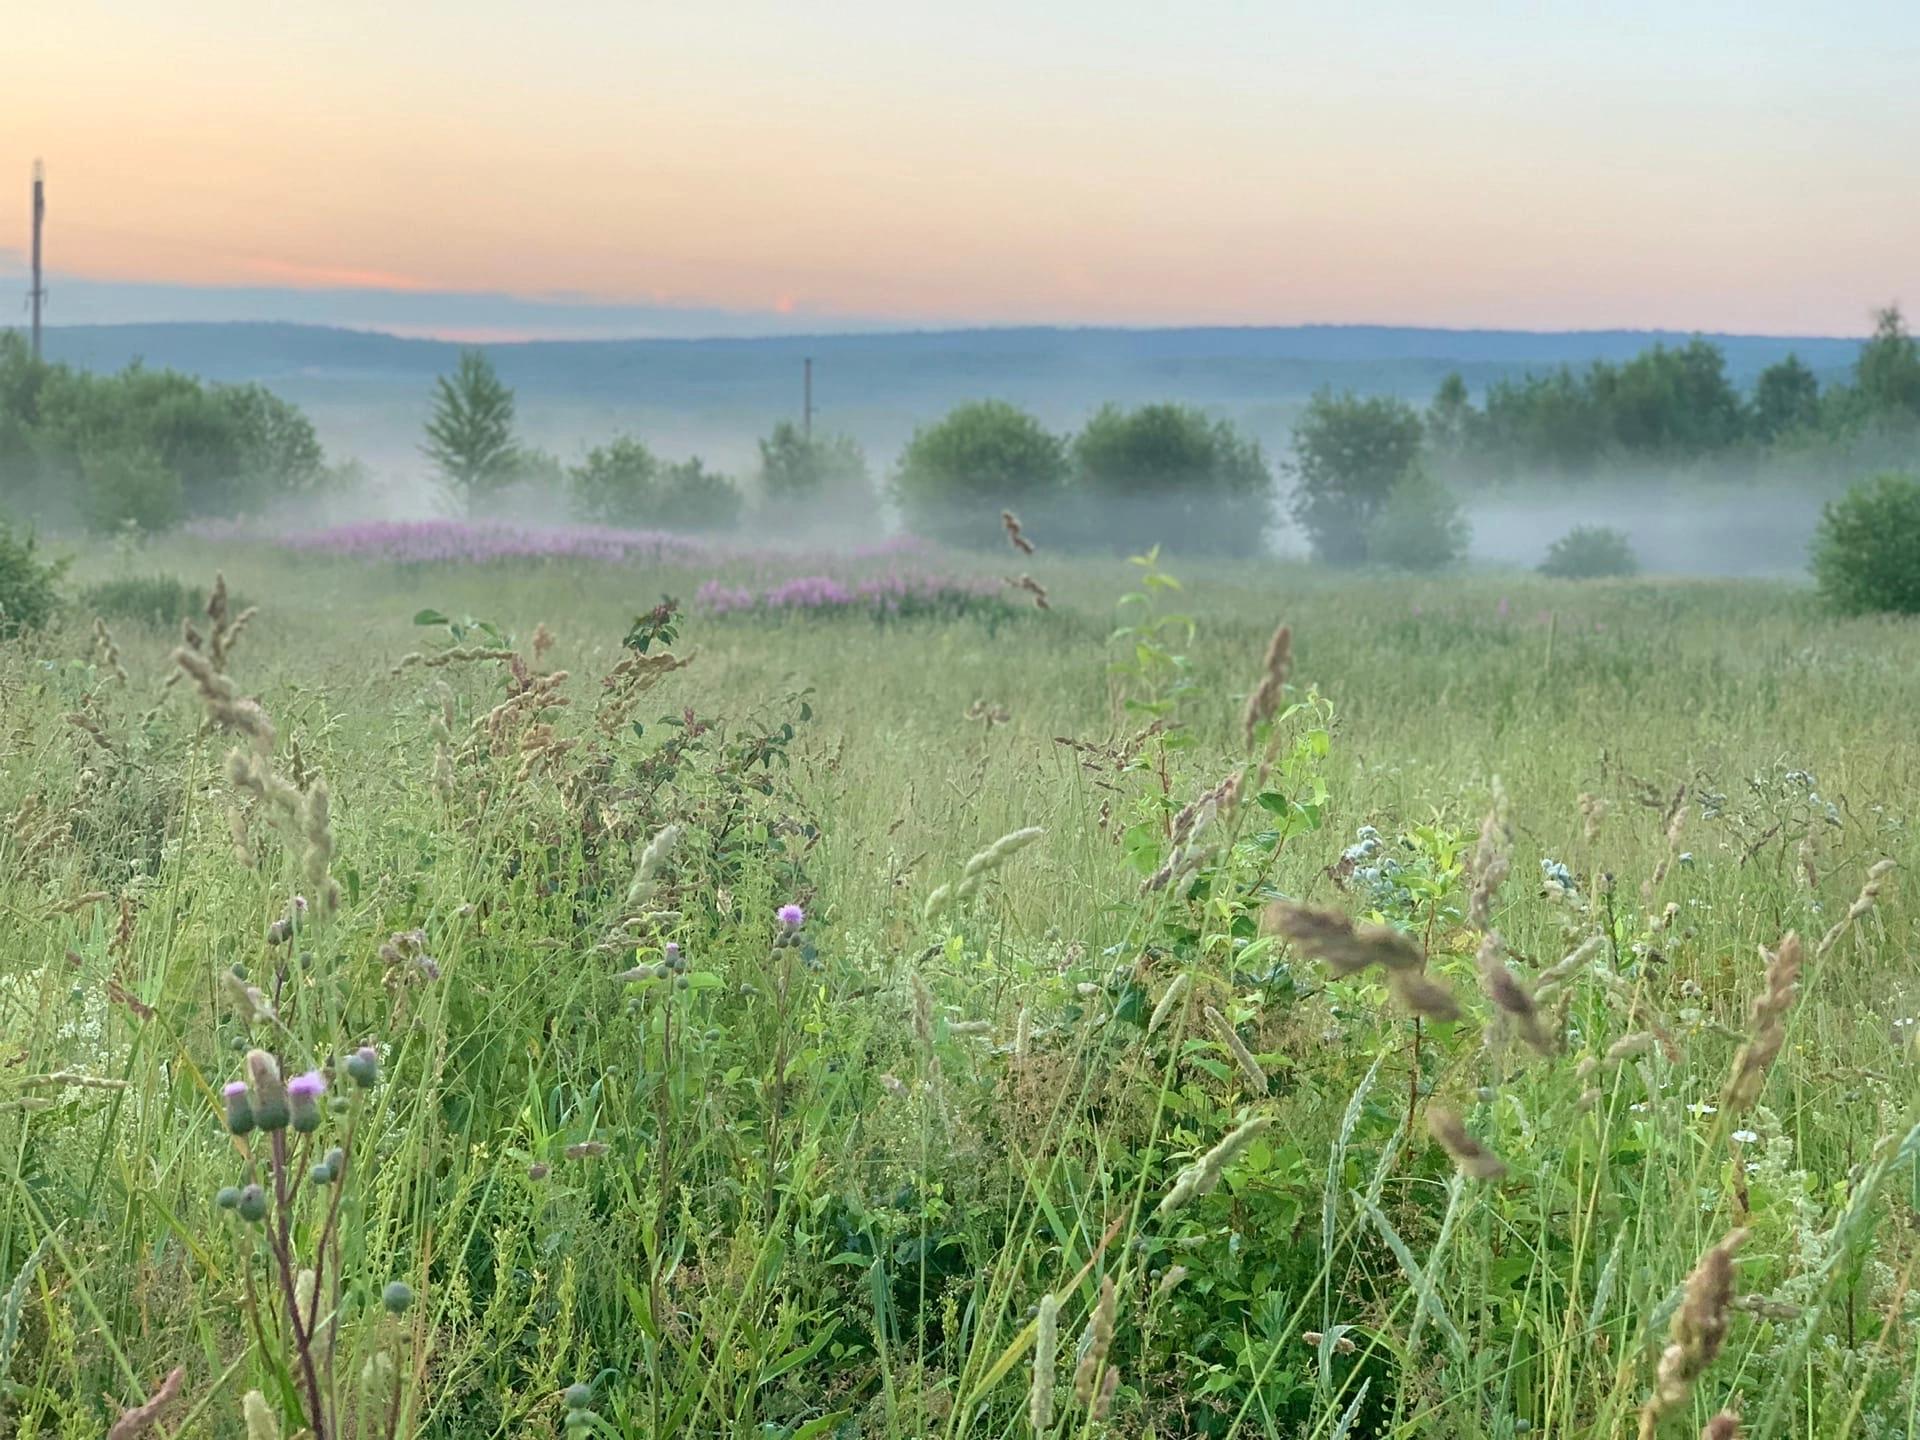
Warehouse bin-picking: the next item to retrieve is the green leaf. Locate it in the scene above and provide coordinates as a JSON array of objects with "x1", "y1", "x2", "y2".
[{"x1": 412, "y1": 608, "x2": 449, "y2": 627}]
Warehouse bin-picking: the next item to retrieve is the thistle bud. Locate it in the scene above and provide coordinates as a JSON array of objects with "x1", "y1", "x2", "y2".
[
  {"x1": 223, "y1": 1080, "x2": 256, "y2": 1136},
  {"x1": 287, "y1": 1070, "x2": 327, "y2": 1133},
  {"x1": 563, "y1": 1384, "x2": 592, "y2": 1411},
  {"x1": 237, "y1": 1183, "x2": 268, "y2": 1223},
  {"x1": 246, "y1": 1050, "x2": 290, "y2": 1131},
  {"x1": 382, "y1": 1280, "x2": 414, "y2": 1314},
  {"x1": 310, "y1": 1161, "x2": 335, "y2": 1186},
  {"x1": 345, "y1": 1045, "x2": 380, "y2": 1088},
  {"x1": 215, "y1": 1185, "x2": 242, "y2": 1210}
]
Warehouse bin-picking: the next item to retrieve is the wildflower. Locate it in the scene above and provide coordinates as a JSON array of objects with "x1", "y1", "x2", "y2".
[
  {"x1": 245, "y1": 1050, "x2": 290, "y2": 1131},
  {"x1": 777, "y1": 903, "x2": 805, "y2": 930},
  {"x1": 223, "y1": 1080, "x2": 255, "y2": 1135},
  {"x1": 345, "y1": 1045, "x2": 380, "y2": 1087},
  {"x1": 287, "y1": 1070, "x2": 327, "y2": 1133},
  {"x1": 1731, "y1": 1128, "x2": 1758, "y2": 1144}
]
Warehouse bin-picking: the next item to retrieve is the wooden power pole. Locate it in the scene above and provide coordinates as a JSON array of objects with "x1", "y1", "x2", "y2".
[{"x1": 29, "y1": 160, "x2": 46, "y2": 361}]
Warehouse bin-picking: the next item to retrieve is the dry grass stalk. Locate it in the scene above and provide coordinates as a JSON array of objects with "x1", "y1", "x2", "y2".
[
  {"x1": 1477, "y1": 933, "x2": 1555, "y2": 1055},
  {"x1": 1700, "y1": 1411, "x2": 1741, "y2": 1439},
  {"x1": 1029, "y1": 1293, "x2": 1059, "y2": 1430},
  {"x1": 204, "y1": 573, "x2": 257, "y2": 674},
  {"x1": 1001, "y1": 509, "x2": 1036, "y2": 555},
  {"x1": 1427, "y1": 1106, "x2": 1508, "y2": 1180},
  {"x1": 1723, "y1": 932, "x2": 1802, "y2": 1114},
  {"x1": 1639, "y1": 1229, "x2": 1746, "y2": 1439},
  {"x1": 1814, "y1": 858, "x2": 1895, "y2": 957},
  {"x1": 301, "y1": 777, "x2": 339, "y2": 912},
  {"x1": 1205, "y1": 1005, "x2": 1269, "y2": 1093},
  {"x1": 1643, "y1": 787, "x2": 1689, "y2": 899},
  {"x1": 1072, "y1": 1276, "x2": 1117, "y2": 1406},
  {"x1": 1579, "y1": 791, "x2": 1609, "y2": 843},
  {"x1": 1007, "y1": 573, "x2": 1050, "y2": 610},
  {"x1": 1145, "y1": 774, "x2": 1238, "y2": 893},
  {"x1": 531, "y1": 621, "x2": 556, "y2": 668},
  {"x1": 1240, "y1": 622, "x2": 1292, "y2": 745},
  {"x1": 1156, "y1": 1114, "x2": 1272, "y2": 1214},
  {"x1": 105, "y1": 1365, "x2": 184, "y2": 1440},
  {"x1": 1267, "y1": 903, "x2": 1424, "y2": 976},
  {"x1": 1468, "y1": 783, "x2": 1511, "y2": 930},
  {"x1": 175, "y1": 647, "x2": 275, "y2": 752},
  {"x1": 1534, "y1": 934, "x2": 1607, "y2": 1000},
  {"x1": 392, "y1": 644, "x2": 518, "y2": 675},
  {"x1": 1386, "y1": 968, "x2": 1463, "y2": 1023},
  {"x1": 91, "y1": 617, "x2": 128, "y2": 685},
  {"x1": 596, "y1": 649, "x2": 693, "y2": 733}
]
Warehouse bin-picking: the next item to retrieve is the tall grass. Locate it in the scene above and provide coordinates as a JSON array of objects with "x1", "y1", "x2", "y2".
[{"x1": 0, "y1": 534, "x2": 1915, "y2": 1438}]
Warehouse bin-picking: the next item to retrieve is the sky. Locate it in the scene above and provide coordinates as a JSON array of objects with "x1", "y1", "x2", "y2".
[{"x1": 3, "y1": 0, "x2": 1917, "y2": 340}]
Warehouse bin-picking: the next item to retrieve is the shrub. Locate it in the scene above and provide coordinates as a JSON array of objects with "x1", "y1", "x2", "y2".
[
  {"x1": 1288, "y1": 392, "x2": 1425, "y2": 565},
  {"x1": 1538, "y1": 524, "x2": 1639, "y2": 579},
  {"x1": 1810, "y1": 471, "x2": 1920, "y2": 614},
  {"x1": 78, "y1": 444, "x2": 186, "y2": 535},
  {"x1": 1071, "y1": 403, "x2": 1274, "y2": 555},
  {"x1": 654, "y1": 458, "x2": 743, "y2": 532},
  {"x1": 81, "y1": 574, "x2": 245, "y2": 627},
  {"x1": 0, "y1": 518, "x2": 65, "y2": 638},
  {"x1": 1364, "y1": 471, "x2": 1470, "y2": 571},
  {"x1": 569, "y1": 437, "x2": 661, "y2": 525},
  {"x1": 892, "y1": 401, "x2": 1069, "y2": 547},
  {"x1": 758, "y1": 423, "x2": 872, "y2": 518}
]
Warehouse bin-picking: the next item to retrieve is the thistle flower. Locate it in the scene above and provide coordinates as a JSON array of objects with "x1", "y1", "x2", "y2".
[
  {"x1": 777, "y1": 903, "x2": 806, "y2": 930},
  {"x1": 223, "y1": 1079, "x2": 255, "y2": 1135},
  {"x1": 245, "y1": 1050, "x2": 290, "y2": 1131},
  {"x1": 287, "y1": 1070, "x2": 327, "y2": 1133},
  {"x1": 1205, "y1": 1005, "x2": 1269, "y2": 1093},
  {"x1": 1723, "y1": 933, "x2": 1802, "y2": 1115},
  {"x1": 1427, "y1": 1106, "x2": 1508, "y2": 1181},
  {"x1": 1029, "y1": 1293, "x2": 1059, "y2": 1430},
  {"x1": 345, "y1": 1045, "x2": 380, "y2": 1087},
  {"x1": 1157, "y1": 1114, "x2": 1272, "y2": 1214},
  {"x1": 1639, "y1": 1229, "x2": 1745, "y2": 1438}
]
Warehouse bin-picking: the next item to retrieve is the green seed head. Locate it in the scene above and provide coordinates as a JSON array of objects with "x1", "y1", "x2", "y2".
[{"x1": 382, "y1": 1280, "x2": 414, "y2": 1314}]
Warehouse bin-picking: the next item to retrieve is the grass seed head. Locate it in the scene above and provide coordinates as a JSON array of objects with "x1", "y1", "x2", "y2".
[
  {"x1": 1240, "y1": 622, "x2": 1293, "y2": 746},
  {"x1": 1724, "y1": 932, "x2": 1802, "y2": 1114},
  {"x1": 1268, "y1": 903, "x2": 1424, "y2": 976},
  {"x1": 1427, "y1": 1106, "x2": 1508, "y2": 1180},
  {"x1": 1641, "y1": 1229, "x2": 1746, "y2": 1437}
]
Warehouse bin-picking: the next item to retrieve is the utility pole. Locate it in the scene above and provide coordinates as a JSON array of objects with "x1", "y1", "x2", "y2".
[
  {"x1": 29, "y1": 160, "x2": 47, "y2": 361},
  {"x1": 802, "y1": 356, "x2": 813, "y2": 440}
]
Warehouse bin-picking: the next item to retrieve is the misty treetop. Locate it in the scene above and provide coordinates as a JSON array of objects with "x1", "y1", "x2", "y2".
[{"x1": 0, "y1": 330, "x2": 335, "y2": 534}]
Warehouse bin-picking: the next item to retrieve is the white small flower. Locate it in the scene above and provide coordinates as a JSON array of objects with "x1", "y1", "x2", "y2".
[
  {"x1": 1687, "y1": 1102, "x2": 1719, "y2": 1116},
  {"x1": 1732, "y1": 1128, "x2": 1759, "y2": 1144},
  {"x1": 1629, "y1": 1102, "x2": 1650, "y2": 1114}
]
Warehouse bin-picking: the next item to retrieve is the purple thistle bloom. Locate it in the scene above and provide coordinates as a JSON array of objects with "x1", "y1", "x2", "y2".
[
  {"x1": 223, "y1": 1080, "x2": 250, "y2": 1098},
  {"x1": 287, "y1": 1069, "x2": 328, "y2": 1133},
  {"x1": 777, "y1": 904, "x2": 806, "y2": 930},
  {"x1": 223, "y1": 1080, "x2": 255, "y2": 1136}
]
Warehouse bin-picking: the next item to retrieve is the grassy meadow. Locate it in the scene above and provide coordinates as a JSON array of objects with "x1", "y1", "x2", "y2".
[{"x1": 2, "y1": 531, "x2": 1917, "y2": 1439}]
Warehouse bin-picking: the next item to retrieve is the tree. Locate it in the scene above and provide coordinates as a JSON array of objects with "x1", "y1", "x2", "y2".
[
  {"x1": 423, "y1": 350, "x2": 520, "y2": 513},
  {"x1": 1364, "y1": 471, "x2": 1470, "y2": 571},
  {"x1": 569, "y1": 436, "x2": 660, "y2": 526},
  {"x1": 218, "y1": 383, "x2": 329, "y2": 502},
  {"x1": 1852, "y1": 306, "x2": 1920, "y2": 421},
  {"x1": 1287, "y1": 392, "x2": 1425, "y2": 565},
  {"x1": 1426, "y1": 372, "x2": 1474, "y2": 455},
  {"x1": 892, "y1": 401, "x2": 1069, "y2": 547},
  {"x1": 758, "y1": 422, "x2": 871, "y2": 518},
  {"x1": 1810, "y1": 471, "x2": 1920, "y2": 615},
  {"x1": 1750, "y1": 355, "x2": 1822, "y2": 443},
  {"x1": 1071, "y1": 403, "x2": 1273, "y2": 555},
  {"x1": 654, "y1": 458, "x2": 743, "y2": 532}
]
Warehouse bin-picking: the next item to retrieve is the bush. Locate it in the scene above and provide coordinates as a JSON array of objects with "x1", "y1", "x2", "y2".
[
  {"x1": 892, "y1": 401, "x2": 1069, "y2": 547},
  {"x1": 0, "y1": 518, "x2": 65, "y2": 638},
  {"x1": 1288, "y1": 392, "x2": 1425, "y2": 565},
  {"x1": 1071, "y1": 403, "x2": 1273, "y2": 555},
  {"x1": 1811, "y1": 472, "x2": 1920, "y2": 614},
  {"x1": 78, "y1": 445, "x2": 186, "y2": 534},
  {"x1": 1364, "y1": 471, "x2": 1470, "y2": 571},
  {"x1": 80, "y1": 574, "x2": 245, "y2": 627},
  {"x1": 758, "y1": 423, "x2": 872, "y2": 519},
  {"x1": 569, "y1": 437, "x2": 660, "y2": 525},
  {"x1": 654, "y1": 458, "x2": 743, "y2": 532},
  {"x1": 1538, "y1": 524, "x2": 1639, "y2": 579}
]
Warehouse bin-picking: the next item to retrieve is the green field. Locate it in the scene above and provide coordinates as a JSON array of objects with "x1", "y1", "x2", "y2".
[{"x1": 3, "y1": 536, "x2": 1916, "y2": 1439}]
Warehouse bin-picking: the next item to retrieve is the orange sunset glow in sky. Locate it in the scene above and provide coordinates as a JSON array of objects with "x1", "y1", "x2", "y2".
[{"x1": 5, "y1": 0, "x2": 1917, "y2": 336}]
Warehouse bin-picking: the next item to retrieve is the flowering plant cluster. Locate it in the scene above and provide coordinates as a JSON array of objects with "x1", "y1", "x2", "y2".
[
  {"x1": 694, "y1": 571, "x2": 1009, "y2": 622},
  {"x1": 280, "y1": 520, "x2": 707, "y2": 565}
]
